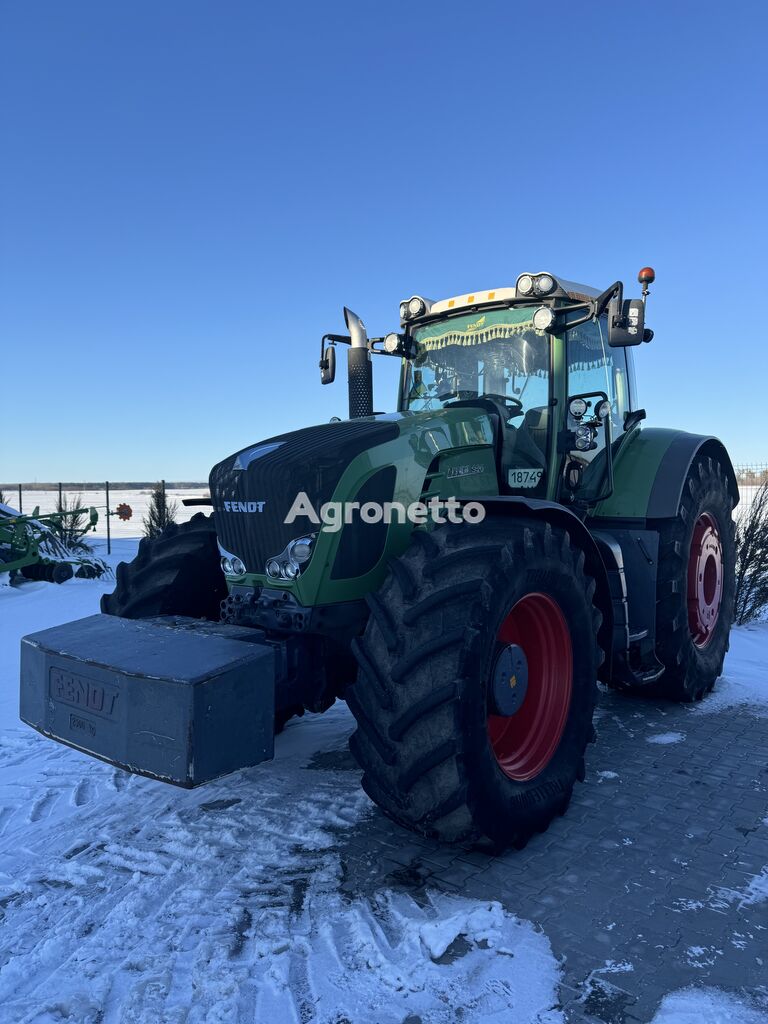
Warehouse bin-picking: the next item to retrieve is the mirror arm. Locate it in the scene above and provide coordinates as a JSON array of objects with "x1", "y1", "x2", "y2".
[
  {"x1": 320, "y1": 333, "x2": 351, "y2": 357},
  {"x1": 368, "y1": 337, "x2": 416, "y2": 359},
  {"x1": 554, "y1": 282, "x2": 624, "y2": 335},
  {"x1": 555, "y1": 301, "x2": 594, "y2": 333},
  {"x1": 319, "y1": 333, "x2": 350, "y2": 369},
  {"x1": 594, "y1": 281, "x2": 623, "y2": 320}
]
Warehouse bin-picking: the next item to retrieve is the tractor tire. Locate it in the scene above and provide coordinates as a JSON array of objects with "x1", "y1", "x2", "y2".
[
  {"x1": 101, "y1": 513, "x2": 227, "y2": 620},
  {"x1": 652, "y1": 454, "x2": 736, "y2": 702},
  {"x1": 347, "y1": 516, "x2": 602, "y2": 849}
]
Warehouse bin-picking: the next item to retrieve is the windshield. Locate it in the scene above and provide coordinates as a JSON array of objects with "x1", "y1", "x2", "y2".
[
  {"x1": 402, "y1": 307, "x2": 552, "y2": 492},
  {"x1": 403, "y1": 307, "x2": 550, "y2": 416}
]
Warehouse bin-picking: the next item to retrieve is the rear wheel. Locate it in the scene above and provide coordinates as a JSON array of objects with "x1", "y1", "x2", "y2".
[
  {"x1": 347, "y1": 516, "x2": 602, "y2": 848},
  {"x1": 653, "y1": 455, "x2": 736, "y2": 701}
]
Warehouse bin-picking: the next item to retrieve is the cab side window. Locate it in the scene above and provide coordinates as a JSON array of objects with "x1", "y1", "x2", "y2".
[{"x1": 567, "y1": 315, "x2": 630, "y2": 447}]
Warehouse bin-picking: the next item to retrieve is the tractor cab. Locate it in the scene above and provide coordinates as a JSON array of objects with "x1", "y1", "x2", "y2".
[
  {"x1": 402, "y1": 276, "x2": 644, "y2": 506},
  {"x1": 322, "y1": 269, "x2": 655, "y2": 509}
]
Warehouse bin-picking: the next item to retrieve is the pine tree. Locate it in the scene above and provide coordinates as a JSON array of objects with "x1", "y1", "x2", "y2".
[
  {"x1": 52, "y1": 492, "x2": 91, "y2": 549},
  {"x1": 735, "y1": 482, "x2": 768, "y2": 624},
  {"x1": 143, "y1": 482, "x2": 178, "y2": 539}
]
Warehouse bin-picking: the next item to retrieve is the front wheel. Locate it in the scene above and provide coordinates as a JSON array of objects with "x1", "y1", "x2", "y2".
[{"x1": 347, "y1": 516, "x2": 603, "y2": 848}]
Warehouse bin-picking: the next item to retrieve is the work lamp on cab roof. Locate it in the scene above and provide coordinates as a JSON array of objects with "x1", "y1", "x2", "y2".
[
  {"x1": 532, "y1": 306, "x2": 556, "y2": 332},
  {"x1": 534, "y1": 273, "x2": 556, "y2": 295}
]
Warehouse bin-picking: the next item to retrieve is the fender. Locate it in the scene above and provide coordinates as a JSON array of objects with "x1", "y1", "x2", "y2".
[
  {"x1": 473, "y1": 495, "x2": 614, "y2": 682},
  {"x1": 590, "y1": 428, "x2": 739, "y2": 522}
]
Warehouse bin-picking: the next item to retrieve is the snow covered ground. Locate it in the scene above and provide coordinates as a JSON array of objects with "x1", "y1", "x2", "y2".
[
  {"x1": 0, "y1": 542, "x2": 566, "y2": 1023},
  {"x1": 0, "y1": 546, "x2": 766, "y2": 1022}
]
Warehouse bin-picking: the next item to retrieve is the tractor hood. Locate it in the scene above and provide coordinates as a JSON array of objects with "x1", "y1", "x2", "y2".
[
  {"x1": 209, "y1": 419, "x2": 400, "y2": 579},
  {"x1": 210, "y1": 407, "x2": 497, "y2": 603}
]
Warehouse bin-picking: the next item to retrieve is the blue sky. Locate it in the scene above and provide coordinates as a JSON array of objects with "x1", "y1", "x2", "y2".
[{"x1": 1, "y1": 0, "x2": 766, "y2": 481}]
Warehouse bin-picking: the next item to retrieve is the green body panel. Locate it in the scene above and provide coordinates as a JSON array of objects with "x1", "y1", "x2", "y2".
[
  {"x1": 236, "y1": 408, "x2": 498, "y2": 605},
  {"x1": 590, "y1": 426, "x2": 695, "y2": 520}
]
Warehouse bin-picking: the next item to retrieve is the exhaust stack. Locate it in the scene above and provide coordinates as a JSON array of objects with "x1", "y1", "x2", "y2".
[{"x1": 344, "y1": 307, "x2": 373, "y2": 419}]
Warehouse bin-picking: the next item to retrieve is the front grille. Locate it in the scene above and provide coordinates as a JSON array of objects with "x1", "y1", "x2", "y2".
[{"x1": 209, "y1": 419, "x2": 398, "y2": 574}]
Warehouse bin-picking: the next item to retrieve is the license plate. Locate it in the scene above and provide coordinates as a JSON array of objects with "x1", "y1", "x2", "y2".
[
  {"x1": 508, "y1": 468, "x2": 544, "y2": 489},
  {"x1": 48, "y1": 667, "x2": 120, "y2": 720}
]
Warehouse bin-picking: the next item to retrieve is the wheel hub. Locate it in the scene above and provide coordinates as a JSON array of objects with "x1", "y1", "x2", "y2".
[
  {"x1": 487, "y1": 593, "x2": 573, "y2": 782},
  {"x1": 687, "y1": 512, "x2": 723, "y2": 649},
  {"x1": 490, "y1": 643, "x2": 529, "y2": 716}
]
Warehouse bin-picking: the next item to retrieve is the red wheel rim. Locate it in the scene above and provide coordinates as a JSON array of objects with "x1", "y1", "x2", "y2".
[
  {"x1": 687, "y1": 512, "x2": 723, "y2": 649},
  {"x1": 487, "y1": 593, "x2": 573, "y2": 782}
]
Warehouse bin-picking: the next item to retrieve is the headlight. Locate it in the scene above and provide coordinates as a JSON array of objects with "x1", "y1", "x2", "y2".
[
  {"x1": 532, "y1": 306, "x2": 555, "y2": 332},
  {"x1": 220, "y1": 556, "x2": 233, "y2": 574},
  {"x1": 399, "y1": 301, "x2": 408, "y2": 320},
  {"x1": 231, "y1": 556, "x2": 246, "y2": 576},
  {"x1": 568, "y1": 397, "x2": 588, "y2": 419},
  {"x1": 574, "y1": 425, "x2": 594, "y2": 451},
  {"x1": 383, "y1": 332, "x2": 401, "y2": 354},
  {"x1": 516, "y1": 274, "x2": 534, "y2": 296},
  {"x1": 288, "y1": 536, "x2": 314, "y2": 564},
  {"x1": 534, "y1": 274, "x2": 556, "y2": 295},
  {"x1": 408, "y1": 296, "x2": 426, "y2": 318},
  {"x1": 266, "y1": 533, "x2": 317, "y2": 580}
]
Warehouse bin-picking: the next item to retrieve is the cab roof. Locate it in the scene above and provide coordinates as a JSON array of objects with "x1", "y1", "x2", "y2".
[{"x1": 426, "y1": 273, "x2": 599, "y2": 317}]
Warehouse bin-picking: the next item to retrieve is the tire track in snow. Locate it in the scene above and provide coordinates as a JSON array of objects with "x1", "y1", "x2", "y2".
[
  {"x1": 27, "y1": 788, "x2": 58, "y2": 823},
  {"x1": 0, "y1": 708, "x2": 369, "y2": 1020},
  {"x1": 0, "y1": 706, "x2": 564, "y2": 1023}
]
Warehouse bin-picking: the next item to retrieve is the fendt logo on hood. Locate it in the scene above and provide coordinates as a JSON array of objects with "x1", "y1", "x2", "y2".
[{"x1": 223, "y1": 500, "x2": 266, "y2": 513}]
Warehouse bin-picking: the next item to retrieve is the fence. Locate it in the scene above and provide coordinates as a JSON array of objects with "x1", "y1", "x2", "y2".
[
  {"x1": 0, "y1": 481, "x2": 210, "y2": 551},
  {"x1": 733, "y1": 465, "x2": 767, "y2": 512},
  {"x1": 734, "y1": 464, "x2": 768, "y2": 485},
  {"x1": 3, "y1": 466, "x2": 765, "y2": 545}
]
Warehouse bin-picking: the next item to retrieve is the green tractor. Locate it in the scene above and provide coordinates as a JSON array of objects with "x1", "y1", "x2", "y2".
[{"x1": 20, "y1": 268, "x2": 737, "y2": 849}]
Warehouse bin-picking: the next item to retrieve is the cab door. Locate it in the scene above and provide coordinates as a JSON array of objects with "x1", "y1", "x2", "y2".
[{"x1": 563, "y1": 315, "x2": 631, "y2": 502}]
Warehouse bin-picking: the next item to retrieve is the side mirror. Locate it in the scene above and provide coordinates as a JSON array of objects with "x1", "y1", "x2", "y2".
[
  {"x1": 320, "y1": 342, "x2": 336, "y2": 385},
  {"x1": 607, "y1": 297, "x2": 646, "y2": 347}
]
